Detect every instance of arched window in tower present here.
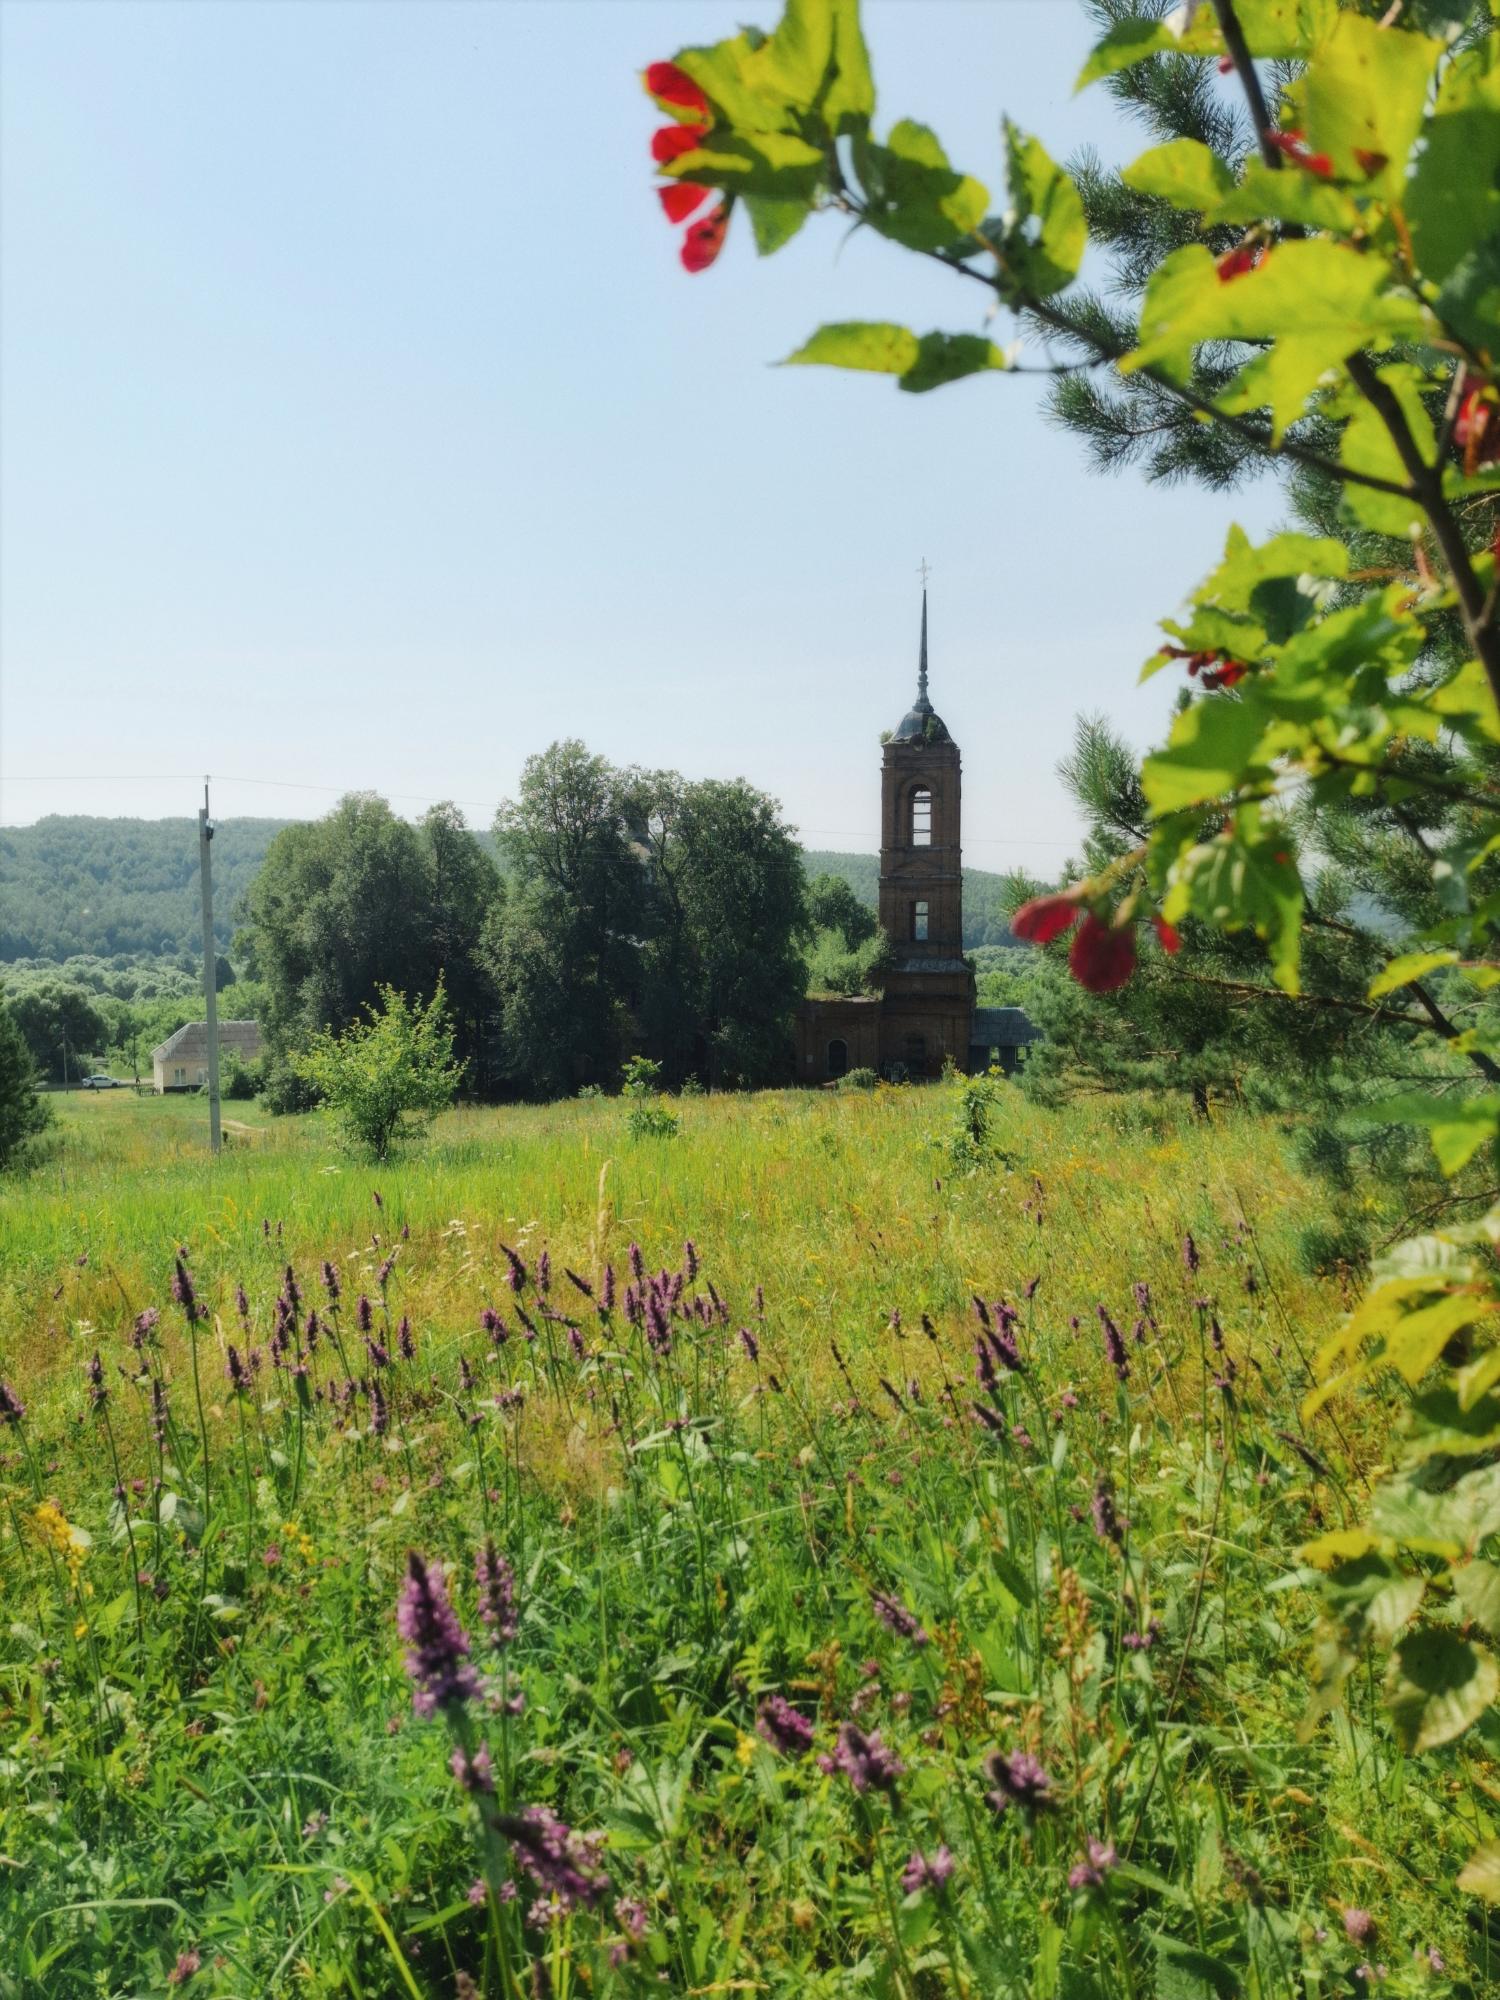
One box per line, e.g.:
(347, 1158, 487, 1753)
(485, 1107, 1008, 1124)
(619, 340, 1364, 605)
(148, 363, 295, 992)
(911, 900, 929, 942)
(910, 787, 932, 846)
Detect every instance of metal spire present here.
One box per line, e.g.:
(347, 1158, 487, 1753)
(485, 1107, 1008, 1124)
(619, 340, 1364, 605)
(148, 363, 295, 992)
(916, 586, 930, 709)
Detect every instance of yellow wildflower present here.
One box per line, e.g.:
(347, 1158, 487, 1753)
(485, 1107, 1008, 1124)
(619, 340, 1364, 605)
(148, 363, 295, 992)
(33, 1501, 89, 1584)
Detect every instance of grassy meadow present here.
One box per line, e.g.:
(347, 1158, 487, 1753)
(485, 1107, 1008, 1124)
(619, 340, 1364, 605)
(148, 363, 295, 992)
(0, 1082, 1490, 1998)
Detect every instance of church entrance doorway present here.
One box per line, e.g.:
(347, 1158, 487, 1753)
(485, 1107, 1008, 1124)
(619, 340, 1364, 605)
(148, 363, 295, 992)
(826, 1038, 849, 1080)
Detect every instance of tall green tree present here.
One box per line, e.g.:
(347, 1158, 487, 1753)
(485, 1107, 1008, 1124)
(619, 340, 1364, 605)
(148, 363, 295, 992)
(643, 775, 808, 1086)
(491, 743, 646, 1096)
(7, 982, 109, 1083)
(240, 793, 501, 1102)
(0, 999, 51, 1169)
(420, 802, 505, 1093)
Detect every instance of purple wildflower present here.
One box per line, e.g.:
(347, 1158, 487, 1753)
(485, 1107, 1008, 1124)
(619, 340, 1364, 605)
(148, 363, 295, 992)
(1068, 1838, 1118, 1891)
(987, 1324, 1023, 1374)
(369, 1379, 390, 1437)
(235, 1284, 250, 1320)
(872, 1590, 929, 1646)
(397, 1315, 416, 1361)
(167, 1952, 201, 1987)
(901, 1845, 955, 1895)
(1182, 1232, 1200, 1275)
(683, 1239, 698, 1282)
(1097, 1306, 1129, 1382)
(366, 1334, 390, 1370)
(537, 1249, 551, 1294)
(738, 1326, 759, 1363)
(449, 1741, 495, 1793)
(1344, 1909, 1375, 1945)
(376, 1251, 396, 1289)
(130, 1307, 160, 1351)
(497, 1806, 609, 1912)
(85, 1352, 107, 1410)
(0, 1381, 25, 1424)
(283, 1265, 301, 1312)
(615, 1894, 649, 1941)
(645, 1293, 671, 1358)
(171, 1259, 202, 1322)
(628, 1243, 644, 1283)
(1090, 1478, 1123, 1546)
(1123, 1618, 1163, 1651)
(983, 1748, 1054, 1817)
(396, 1551, 480, 1716)
(151, 1377, 168, 1448)
(756, 1694, 815, 1757)
(476, 1539, 518, 1646)
(356, 1295, 373, 1335)
(601, 1264, 616, 1313)
(564, 1267, 593, 1299)
(818, 1722, 904, 1795)
(224, 1345, 250, 1395)
(321, 1261, 340, 1303)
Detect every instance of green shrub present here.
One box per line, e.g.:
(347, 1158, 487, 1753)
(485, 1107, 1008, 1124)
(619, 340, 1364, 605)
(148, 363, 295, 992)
(290, 984, 460, 1160)
(621, 1055, 679, 1139)
(837, 1066, 878, 1092)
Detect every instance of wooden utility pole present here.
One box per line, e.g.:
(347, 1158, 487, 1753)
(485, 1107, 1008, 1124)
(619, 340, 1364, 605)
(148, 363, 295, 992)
(198, 780, 222, 1155)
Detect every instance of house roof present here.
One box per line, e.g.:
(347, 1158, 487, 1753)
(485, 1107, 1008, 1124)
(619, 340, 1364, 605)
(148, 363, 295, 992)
(971, 1006, 1039, 1047)
(152, 1020, 264, 1062)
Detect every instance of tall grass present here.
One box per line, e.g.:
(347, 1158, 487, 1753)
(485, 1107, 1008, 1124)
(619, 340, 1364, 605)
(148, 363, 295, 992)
(0, 1083, 1485, 1999)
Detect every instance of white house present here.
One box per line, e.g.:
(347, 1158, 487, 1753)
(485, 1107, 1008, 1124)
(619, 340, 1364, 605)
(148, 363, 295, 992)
(151, 1021, 263, 1093)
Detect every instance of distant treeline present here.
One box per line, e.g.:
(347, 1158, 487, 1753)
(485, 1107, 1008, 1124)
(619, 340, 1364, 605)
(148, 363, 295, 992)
(3, 817, 1017, 963)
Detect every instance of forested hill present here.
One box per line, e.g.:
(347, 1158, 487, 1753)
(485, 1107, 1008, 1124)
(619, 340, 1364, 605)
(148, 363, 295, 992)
(801, 850, 1020, 948)
(0, 817, 293, 960)
(0, 817, 1020, 962)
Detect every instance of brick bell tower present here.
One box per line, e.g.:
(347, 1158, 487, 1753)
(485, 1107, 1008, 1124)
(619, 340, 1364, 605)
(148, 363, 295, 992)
(877, 590, 976, 1078)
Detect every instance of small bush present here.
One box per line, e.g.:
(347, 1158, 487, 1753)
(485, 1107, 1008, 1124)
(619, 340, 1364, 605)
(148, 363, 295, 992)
(222, 1054, 265, 1102)
(945, 1068, 1013, 1173)
(838, 1067, 878, 1092)
(291, 984, 460, 1160)
(621, 1055, 679, 1139)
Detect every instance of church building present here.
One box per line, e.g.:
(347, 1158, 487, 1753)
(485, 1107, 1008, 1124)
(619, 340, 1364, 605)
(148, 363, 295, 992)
(795, 593, 1037, 1084)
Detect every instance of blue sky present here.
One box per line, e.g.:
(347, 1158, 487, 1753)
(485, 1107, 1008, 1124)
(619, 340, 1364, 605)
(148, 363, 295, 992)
(0, 0, 1283, 869)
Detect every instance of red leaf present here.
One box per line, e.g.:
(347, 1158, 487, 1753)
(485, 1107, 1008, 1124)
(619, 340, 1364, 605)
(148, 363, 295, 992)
(1353, 149, 1388, 178)
(1201, 657, 1249, 690)
(1216, 244, 1266, 283)
(1150, 914, 1182, 955)
(1264, 127, 1333, 177)
(651, 122, 707, 164)
(680, 202, 729, 273)
(659, 181, 713, 224)
(1011, 893, 1083, 946)
(645, 61, 710, 119)
(1457, 388, 1500, 473)
(1069, 915, 1137, 994)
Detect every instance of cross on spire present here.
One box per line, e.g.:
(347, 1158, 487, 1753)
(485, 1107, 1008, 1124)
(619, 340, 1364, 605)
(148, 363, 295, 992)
(916, 571, 930, 708)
